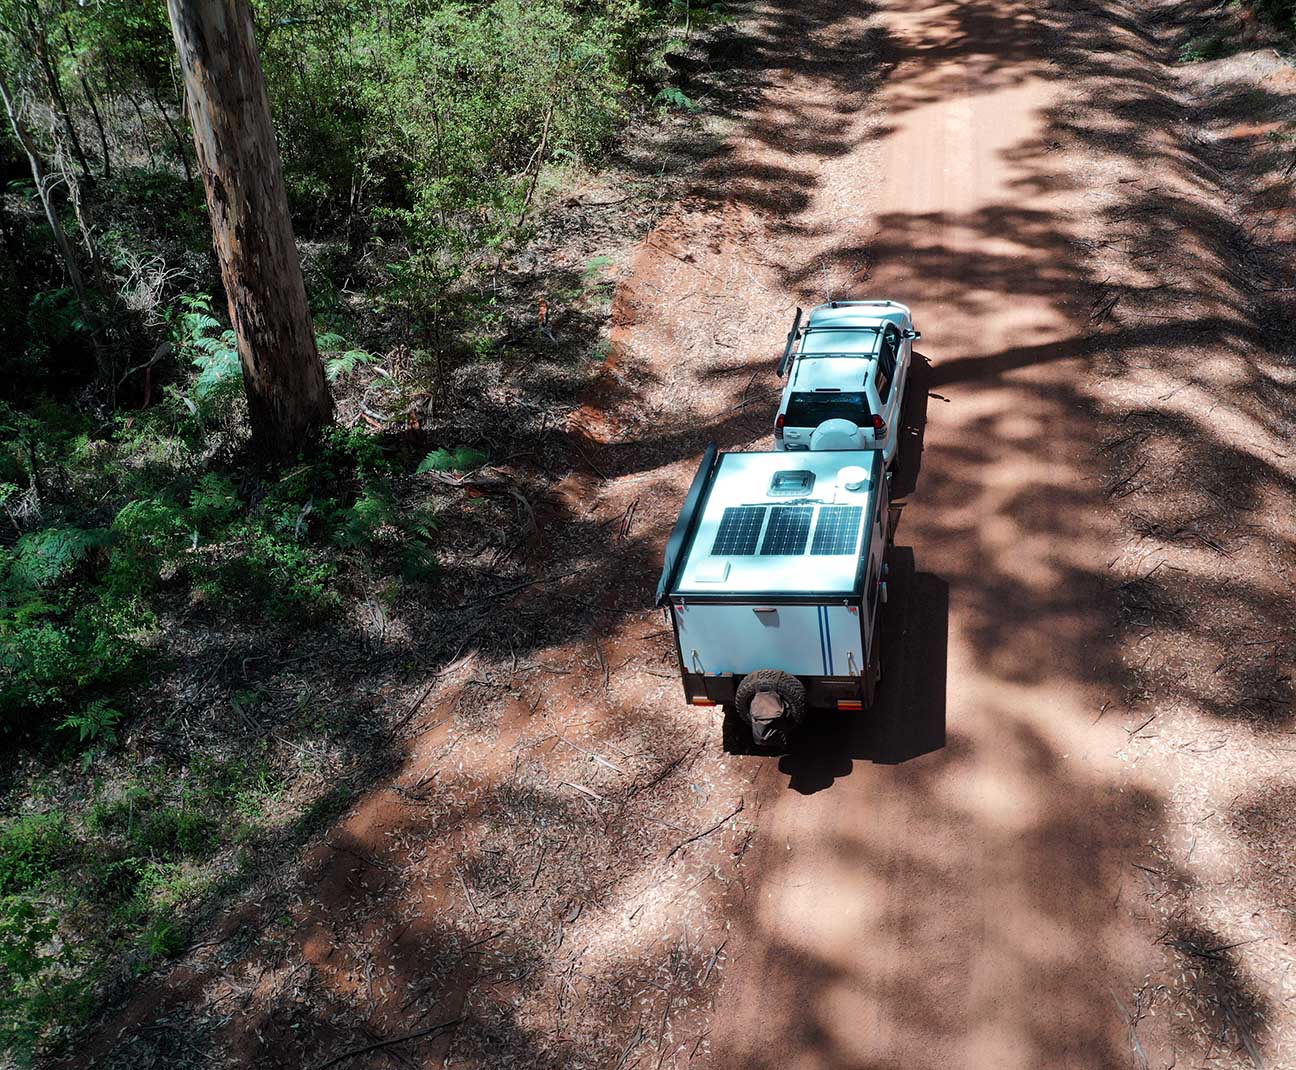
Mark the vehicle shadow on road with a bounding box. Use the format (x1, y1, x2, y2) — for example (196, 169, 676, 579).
(779, 546, 948, 794)
(889, 352, 933, 502)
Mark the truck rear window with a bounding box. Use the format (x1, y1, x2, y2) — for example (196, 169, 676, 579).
(785, 391, 871, 426)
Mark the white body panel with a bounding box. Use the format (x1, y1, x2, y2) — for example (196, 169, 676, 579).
(673, 451, 879, 597)
(774, 300, 916, 464)
(676, 603, 865, 678)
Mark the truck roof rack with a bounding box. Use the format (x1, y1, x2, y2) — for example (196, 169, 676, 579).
(777, 307, 803, 378)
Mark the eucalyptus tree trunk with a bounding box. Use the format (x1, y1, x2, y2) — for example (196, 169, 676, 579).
(0, 69, 107, 378)
(166, 0, 330, 457)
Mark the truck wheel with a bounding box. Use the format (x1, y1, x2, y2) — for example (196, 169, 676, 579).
(735, 670, 806, 752)
(865, 631, 882, 708)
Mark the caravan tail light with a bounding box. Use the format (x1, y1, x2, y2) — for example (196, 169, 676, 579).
(774, 414, 786, 438)
(871, 414, 886, 437)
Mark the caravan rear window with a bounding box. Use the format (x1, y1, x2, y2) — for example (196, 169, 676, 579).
(785, 391, 871, 426)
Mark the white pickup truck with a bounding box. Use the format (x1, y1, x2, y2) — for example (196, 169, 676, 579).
(773, 300, 919, 466)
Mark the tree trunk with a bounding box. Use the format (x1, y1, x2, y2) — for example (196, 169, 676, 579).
(166, 0, 331, 457)
(0, 69, 107, 380)
(27, 11, 92, 183)
(62, 23, 112, 178)
(149, 82, 194, 188)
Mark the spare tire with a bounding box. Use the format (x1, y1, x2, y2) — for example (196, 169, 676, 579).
(735, 670, 807, 752)
(810, 418, 866, 451)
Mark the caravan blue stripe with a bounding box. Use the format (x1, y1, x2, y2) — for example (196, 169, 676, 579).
(816, 606, 829, 676)
(823, 607, 834, 675)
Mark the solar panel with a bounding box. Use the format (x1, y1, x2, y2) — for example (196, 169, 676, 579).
(711, 506, 766, 556)
(810, 505, 864, 555)
(760, 506, 813, 556)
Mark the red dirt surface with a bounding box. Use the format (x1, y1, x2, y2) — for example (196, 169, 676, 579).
(68, 0, 1296, 1067)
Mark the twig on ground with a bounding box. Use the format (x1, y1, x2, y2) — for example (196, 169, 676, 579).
(665, 799, 744, 861)
(561, 780, 605, 802)
(454, 565, 589, 609)
(701, 940, 727, 985)
(326, 840, 394, 873)
(570, 437, 608, 480)
(613, 1024, 646, 1070)
(557, 734, 627, 773)
(457, 868, 480, 916)
(310, 1018, 464, 1070)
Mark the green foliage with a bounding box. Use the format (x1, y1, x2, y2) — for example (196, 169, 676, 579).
(0, 0, 692, 1056)
(1178, 34, 1228, 62)
(0, 814, 69, 896)
(316, 330, 377, 382)
(655, 85, 700, 112)
(7, 527, 110, 590)
(0, 894, 86, 1065)
(170, 295, 242, 401)
(417, 446, 489, 473)
(58, 700, 125, 748)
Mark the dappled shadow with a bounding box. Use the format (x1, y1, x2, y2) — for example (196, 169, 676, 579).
(779, 548, 948, 793)
(66, 0, 1296, 1062)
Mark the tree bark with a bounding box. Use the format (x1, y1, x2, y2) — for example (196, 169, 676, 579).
(166, 0, 331, 457)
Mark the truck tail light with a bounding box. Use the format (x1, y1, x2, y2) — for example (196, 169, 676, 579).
(871, 414, 886, 437)
(837, 699, 863, 711)
(691, 698, 718, 707)
(774, 414, 785, 438)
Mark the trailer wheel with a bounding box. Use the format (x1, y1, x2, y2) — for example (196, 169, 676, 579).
(735, 670, 806, 752)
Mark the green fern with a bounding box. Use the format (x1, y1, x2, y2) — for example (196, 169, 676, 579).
(417, 446, 488, 473)
(170, 295, 242, 398)
(324, 349, 376, 381)
(58, 701, 124, 746)
(655, 86, 699, 113)
(7, 528, 109, 590)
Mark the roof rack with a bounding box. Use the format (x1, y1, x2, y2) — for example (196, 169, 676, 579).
(777, 307, 803, 378)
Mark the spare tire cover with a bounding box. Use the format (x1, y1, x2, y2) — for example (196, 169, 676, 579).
(810, 418, 866, 451)
(749, 690, 786, 747)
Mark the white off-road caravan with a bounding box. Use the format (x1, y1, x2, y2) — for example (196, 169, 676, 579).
(655, 446, 890, 751)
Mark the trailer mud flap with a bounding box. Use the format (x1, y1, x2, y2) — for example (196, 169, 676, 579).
(702, 673, 735, 704)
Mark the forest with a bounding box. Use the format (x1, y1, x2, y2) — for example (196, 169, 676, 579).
(0, 0, 713, 1058)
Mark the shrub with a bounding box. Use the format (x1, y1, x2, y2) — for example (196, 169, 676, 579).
(0, 814, 70, 896)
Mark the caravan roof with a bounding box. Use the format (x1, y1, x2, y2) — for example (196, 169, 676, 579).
(666, 450, 882, 599)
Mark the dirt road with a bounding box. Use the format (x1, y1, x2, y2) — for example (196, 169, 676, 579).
(615, 0, 1207, 1066)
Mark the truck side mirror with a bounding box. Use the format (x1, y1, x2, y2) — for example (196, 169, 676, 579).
(905, 329, 922, 340)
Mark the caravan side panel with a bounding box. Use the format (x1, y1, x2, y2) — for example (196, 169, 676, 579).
(674, 603, 862, 679)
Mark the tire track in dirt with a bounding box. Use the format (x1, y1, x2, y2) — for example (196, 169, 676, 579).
(604, 0, 1202, 1067)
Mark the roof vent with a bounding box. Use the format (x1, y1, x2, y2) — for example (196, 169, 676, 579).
(768, 470, 815, 497)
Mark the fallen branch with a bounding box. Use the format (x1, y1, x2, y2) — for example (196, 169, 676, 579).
(310, 1017, 464, 1070)
(701, 939, 727, 986)
(561, 780, 605, 802)
(454, 565, 589, 610)
(665, 798, 744, 861)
